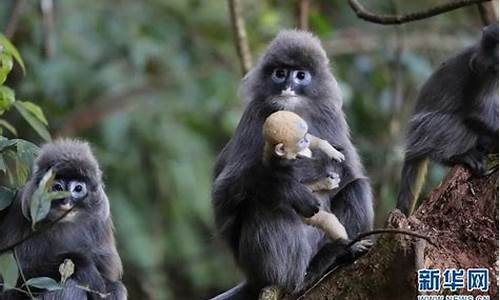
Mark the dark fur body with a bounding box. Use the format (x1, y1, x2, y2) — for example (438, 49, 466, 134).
(0, 140, 126, 300)
(397, 24, 499, 216)
(211, 30, 373, 299)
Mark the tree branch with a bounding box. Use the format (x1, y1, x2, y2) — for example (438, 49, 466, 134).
(347, 0, 492, 25)
(296, 0, 310, 31)
(40, 0, 55, 58)
(55, 85, 158, 136)
(476, 1, 499, 25)
(228, 0, 252, 75)
(4, 0, 24, 39)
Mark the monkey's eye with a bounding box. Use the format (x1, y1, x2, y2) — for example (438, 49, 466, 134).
(293, 70, 311, 85)
(272, 68, 288, 83)
(51, 181, 66, 192)
(69, 181, 87, 199)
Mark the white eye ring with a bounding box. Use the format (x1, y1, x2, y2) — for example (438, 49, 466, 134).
(272, 68, 288, 83)
(69, 181, 87, 199)
(293, 70, 311, 85)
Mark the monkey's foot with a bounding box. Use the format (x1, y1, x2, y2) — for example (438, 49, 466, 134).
(349, 239, 373, 258)
(259, 285, 283, 300)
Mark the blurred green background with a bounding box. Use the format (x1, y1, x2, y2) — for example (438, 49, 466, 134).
(0, 0, 488, 299)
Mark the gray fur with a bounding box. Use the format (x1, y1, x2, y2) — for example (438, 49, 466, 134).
(0, 139, 126, 300)
(211, 30, 373, 299)
(397, 24, 499, 216)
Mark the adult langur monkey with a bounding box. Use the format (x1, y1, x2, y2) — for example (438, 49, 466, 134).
(211, 30, 374, 299)
(0, 140, 126, 300)
(396, 24, 499, 217)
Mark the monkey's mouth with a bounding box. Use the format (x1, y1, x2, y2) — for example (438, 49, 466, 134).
(271, 97, 303, 111)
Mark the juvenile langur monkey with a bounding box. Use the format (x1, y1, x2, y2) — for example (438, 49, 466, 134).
(262, 110, 348, 241)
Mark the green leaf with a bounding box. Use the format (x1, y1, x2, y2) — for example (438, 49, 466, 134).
(0, 186, 15, 211)
(16, 140, 39, 167)
(0, 251, 19, 289)
(14, 158, 29, 188)
(29, 169, 70, 228)
(0, 153, 6, 173)
(0, 119, 17, 136)
(13, 102, 51, 142)
(0, 86, 15, 113)
(0, 53, 13, 85)
(18, 102, 48, 126)
(0, 137, 17, 152)
(24, 277, 63, 291)
(30, 169, 55, 226)
(0, 34, 25, 74)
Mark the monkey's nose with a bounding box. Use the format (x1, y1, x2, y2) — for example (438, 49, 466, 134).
(281, 86, 296, 97)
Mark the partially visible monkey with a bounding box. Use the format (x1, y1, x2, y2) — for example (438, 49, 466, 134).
(211, 30, 373, 300)
(262, 110, 348, 241)
(396, 24, 499, 217)
(0, 139, 126, 300)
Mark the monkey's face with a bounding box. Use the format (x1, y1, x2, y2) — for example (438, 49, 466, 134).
(49, 177, 89, 221)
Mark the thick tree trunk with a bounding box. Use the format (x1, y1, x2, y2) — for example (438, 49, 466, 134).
(299, 166, 499, 300)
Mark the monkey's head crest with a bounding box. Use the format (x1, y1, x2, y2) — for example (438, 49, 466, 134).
(22, 139, 110, 222)
(260, 30, 329, 72)
(33, 139, 102, 186)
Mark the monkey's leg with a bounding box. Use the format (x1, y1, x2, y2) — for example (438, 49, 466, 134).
(301, 179, 374, 290)
(396, 158, 429, 217)
(303, 210, 348, 241)
(306, 134, 345, 162)
(448, 147, 488, 176)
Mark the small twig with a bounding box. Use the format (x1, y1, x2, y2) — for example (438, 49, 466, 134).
(40, 0, 55, 58)
(347, 228, 437, 248)
(5, 0, 24, 39)
(13, 248, 35, 299)
(228, 0, 252, 75)
(76, 284, 110, 299)
(297, 0, 310, 31)
(347, 0, 492, 25)
(0, 207, 74, 255)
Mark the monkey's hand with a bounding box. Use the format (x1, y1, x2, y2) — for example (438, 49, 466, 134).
(319, 140, 345, 162)
(307, 134, 345, 162)
(307, 172, 340, 192)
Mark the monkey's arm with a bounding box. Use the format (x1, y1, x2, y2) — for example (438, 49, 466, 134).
(282, 181, 320, 218)
(303, 211, 348, 240)
(306, 134, 344, 162)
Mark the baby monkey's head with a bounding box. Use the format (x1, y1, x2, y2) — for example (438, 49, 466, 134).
(263, 110, 312, 160)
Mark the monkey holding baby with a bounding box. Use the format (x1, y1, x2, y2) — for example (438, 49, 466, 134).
(262, 110, 348, 241)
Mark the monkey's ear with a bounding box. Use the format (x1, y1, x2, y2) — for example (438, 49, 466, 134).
(274, 143, 286, 157)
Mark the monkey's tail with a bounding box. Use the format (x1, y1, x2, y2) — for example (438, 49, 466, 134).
(396, 158, 429, 217)
(209, 282, 258, 300)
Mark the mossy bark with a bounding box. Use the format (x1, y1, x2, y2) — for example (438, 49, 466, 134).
(297, 166, 498, 300)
